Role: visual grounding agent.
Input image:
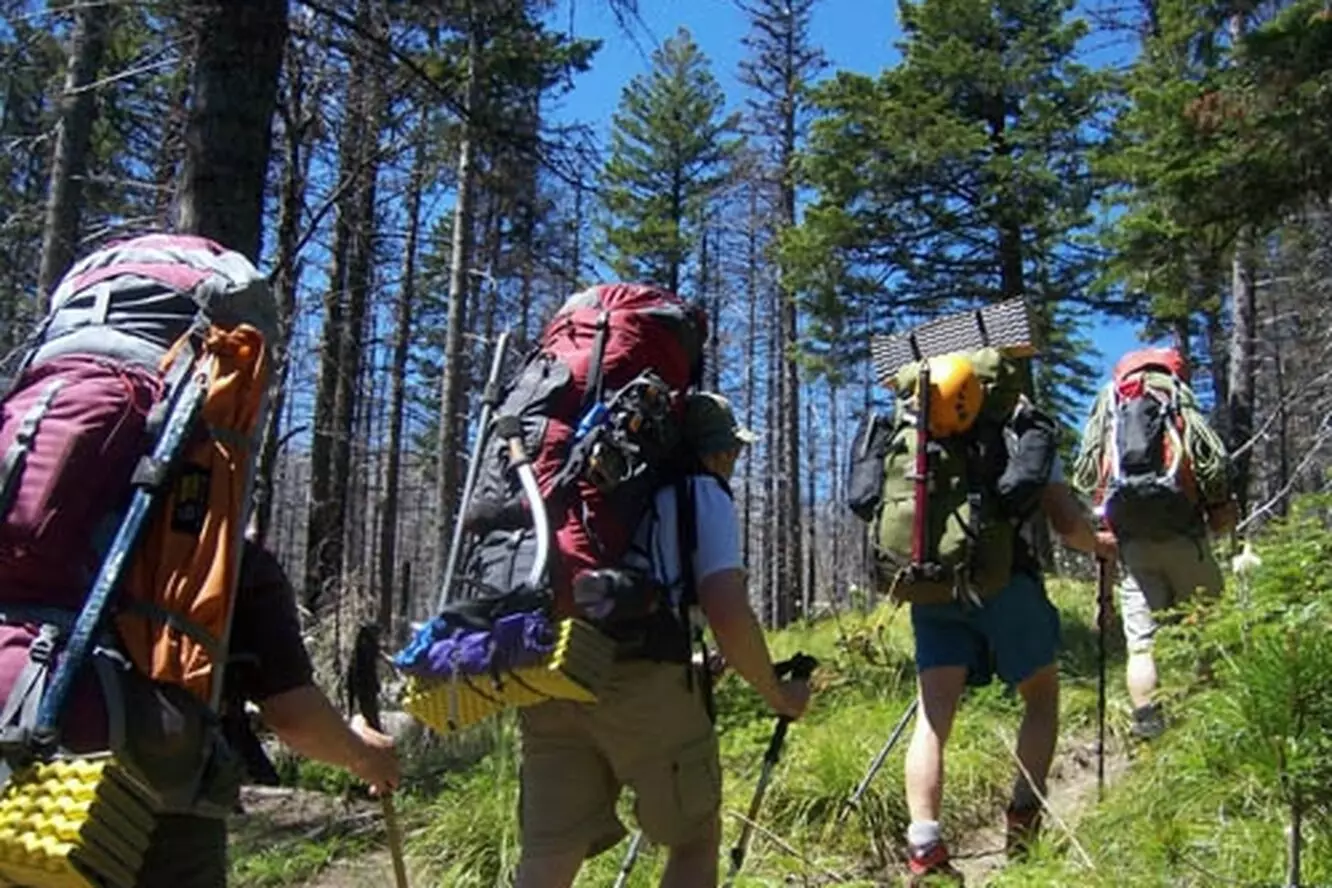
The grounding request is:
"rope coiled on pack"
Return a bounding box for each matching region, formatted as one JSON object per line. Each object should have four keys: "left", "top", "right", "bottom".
{"left": 1072, "top": 370, "right": 1230, "bottom": 499}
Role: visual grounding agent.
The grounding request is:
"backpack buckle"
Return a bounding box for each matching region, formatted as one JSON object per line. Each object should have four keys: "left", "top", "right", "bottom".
{"left": 28, "top": 623, "right": 61, "bottom": 665}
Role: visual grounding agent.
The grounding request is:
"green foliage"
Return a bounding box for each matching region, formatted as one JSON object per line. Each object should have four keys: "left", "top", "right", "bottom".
{"left": 789, "top": 0, "right": 1108, "bottom": 422}
{"left": 1009, "top": 496, "right": 1332, "bottom": 887}
{"left": 597, "top": 27, "right": 742, "bottom": 295}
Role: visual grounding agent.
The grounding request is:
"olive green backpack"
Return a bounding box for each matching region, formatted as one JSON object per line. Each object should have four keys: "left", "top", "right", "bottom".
{"left": 853, "top": 348, "right": 1033, "bottom": 606}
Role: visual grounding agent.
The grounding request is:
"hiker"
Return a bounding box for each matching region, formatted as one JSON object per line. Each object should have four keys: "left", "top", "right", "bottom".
{"left": 846, "top": 345, "right": 1116, "bottom": 885}
{"left": 900, "top": 392, "right": 1114, "bottom": 883}
{"left": 512, "top": 392, "right": 811, "bottom": 888}
{"left": 0, "top": 539, "right": 401, "bottom": 887}
{"left": 1072, "top": 347, "right": 1236, "bottom": 740}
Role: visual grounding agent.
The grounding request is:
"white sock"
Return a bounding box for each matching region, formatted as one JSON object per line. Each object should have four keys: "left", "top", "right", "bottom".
{"left": 907, "top": 819, "right": 941, "bottom": 848}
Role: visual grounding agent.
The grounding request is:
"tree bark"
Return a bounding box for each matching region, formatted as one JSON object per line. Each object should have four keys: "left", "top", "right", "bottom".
{"left": 250, "top": 47, "right": 312, "bottom": 547}
{"left": 742, "top": 181, "right": 761, "bottom": 571}
{"left": 306, "top": 13, "right": 372, "bottom": 608}
{"left": 379, "top": 118, "right": 427, "bottom": 636}
{"left": 38, "top": 1, "right": 113, "bottom": 306}
{"left": 177, "top": 0, "right": 289, "bottom": 261}
{"left": 436, "top": 6, "right": 481, "bottom": 586}
{"left": 1228, "top": 235, "right": 1257, "bottom": 517}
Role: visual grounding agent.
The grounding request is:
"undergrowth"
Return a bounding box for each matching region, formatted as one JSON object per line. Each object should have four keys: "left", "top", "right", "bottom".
{"left": 231, "top": 494, "right": 1332, "bottom": 887}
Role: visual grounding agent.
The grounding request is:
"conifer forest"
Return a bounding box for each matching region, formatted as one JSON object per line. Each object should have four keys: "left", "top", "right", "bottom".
{"left": 3, "top": 0, "right": 1331, "bottom": 669}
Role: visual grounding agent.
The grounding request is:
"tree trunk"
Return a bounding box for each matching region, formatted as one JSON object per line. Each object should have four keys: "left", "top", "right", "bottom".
{"left": 436, "top": 8, "right": 481, "bottom": 586}
{"left": 177, "top": 0, "right": 288, "bottom": 261}
{"left": 328, "top": 56, "right": 383, "bottom": 609}
{"left": 767, "top": 282, "right": 785, "bottom": 626}
{"left": 251, "top": 45, "right": 312, "bottom": 547}
{"left": 742, "top": 183, "right": 761, "bottom": 571}
{"left": 305, "top": 24, "right": 371, "bottom": 608}
{"left": 37, "top": 1, "right": 112, "bottom": 306}
{"left": 805, "top": 393, "right": 817, "bottom": 615}
{"left": 379, "top": 118, "right": 427, "bottom": 636}
{"left": 829, "top": 380, "right": 841, "bottom": 601}
{"left": 1228, "top": 236, "right": 1257, "bottom": 517}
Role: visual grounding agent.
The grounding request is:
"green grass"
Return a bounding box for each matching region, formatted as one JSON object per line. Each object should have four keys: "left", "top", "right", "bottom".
{"left": 231, "top": 509, "right": 1332, "bottom": 887}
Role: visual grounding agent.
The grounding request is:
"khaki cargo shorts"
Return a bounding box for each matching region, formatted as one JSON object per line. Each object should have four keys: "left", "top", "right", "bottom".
{"left": 517, "top": 659, "right": 721, "bottom": 860}
{"left": 1118, "top": 535, "right": 1224, "bottom": 653}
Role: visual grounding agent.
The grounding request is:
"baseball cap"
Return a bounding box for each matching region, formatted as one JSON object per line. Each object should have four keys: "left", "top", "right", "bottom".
{"left": 685, "top": 392, "right": 758, "bottom": 455}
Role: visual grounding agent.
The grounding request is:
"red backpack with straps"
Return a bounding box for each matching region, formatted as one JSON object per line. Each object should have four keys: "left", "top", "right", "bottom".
{"left": 1095, "top": 347, "right": 1205, "bottom": 539}
{"left": 459, "top": 283, "right": 709, "bottom": 618}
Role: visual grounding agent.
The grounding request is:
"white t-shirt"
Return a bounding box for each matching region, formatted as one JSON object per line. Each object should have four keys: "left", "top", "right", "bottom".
{"left": 622, "top": 475, "right": 743, "bottom": 605}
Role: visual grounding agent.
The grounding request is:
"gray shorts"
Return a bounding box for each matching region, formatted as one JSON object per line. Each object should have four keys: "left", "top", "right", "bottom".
{"left": 1118, "top": 536, "right": 1224, "bottom": 653}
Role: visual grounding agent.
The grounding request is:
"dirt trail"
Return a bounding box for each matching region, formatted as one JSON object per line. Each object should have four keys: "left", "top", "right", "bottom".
{"left": 949, "top": 735, "right": 1132, "bottom": 886}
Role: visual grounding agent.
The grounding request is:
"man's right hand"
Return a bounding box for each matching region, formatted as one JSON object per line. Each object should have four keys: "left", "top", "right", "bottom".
{"left": 767, "top": 679, "right": 811, "bottom": 721}
{"left": 349, "top": 714, "right": 402, "bottom": 796}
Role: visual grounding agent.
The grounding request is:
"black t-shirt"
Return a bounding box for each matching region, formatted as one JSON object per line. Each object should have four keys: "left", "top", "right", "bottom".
{"left": 223, "top": 541, "right": 315, "bottom": 707}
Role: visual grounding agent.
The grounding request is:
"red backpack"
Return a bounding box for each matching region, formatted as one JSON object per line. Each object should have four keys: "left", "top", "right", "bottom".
{"left": 457, "top": 283, "right": 708, "bottom": 619}
{"left": 1094, "top": 347, "right": 1207, "bottom": 539}
{"left": 0, "top": 234, "right": 275, "bottom": 835}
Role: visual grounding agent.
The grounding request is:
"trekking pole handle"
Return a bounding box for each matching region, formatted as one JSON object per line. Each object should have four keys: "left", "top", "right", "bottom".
{"left": 766, "top": 653, "right": 818, "bottom": 759}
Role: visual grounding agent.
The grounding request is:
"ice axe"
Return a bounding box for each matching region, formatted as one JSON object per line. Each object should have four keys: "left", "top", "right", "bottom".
{"left": 721, "top": 652, "right": 819, "bottom": 888}
{"left": 350, "top": 624, "right": 410, "bottom": 888}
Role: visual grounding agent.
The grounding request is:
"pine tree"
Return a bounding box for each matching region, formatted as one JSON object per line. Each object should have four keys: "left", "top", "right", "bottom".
{"left": 739, "top": 0, "right": 825, "bottom": 623}
{"left": 794, "top": 0, "right": 1108, "bottom": 422}
{"left": 598, "top": 27, "right": 741, "bottom": 295}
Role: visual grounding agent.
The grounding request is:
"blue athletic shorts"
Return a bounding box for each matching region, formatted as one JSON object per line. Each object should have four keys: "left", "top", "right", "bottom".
{"left": 910, "top": 571, "right": 1061, "bottom": 687}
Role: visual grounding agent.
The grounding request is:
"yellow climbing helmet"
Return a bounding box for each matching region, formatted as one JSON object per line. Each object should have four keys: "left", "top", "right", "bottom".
{"left": 919, "top": 352, "right": 983, "bottom": 436}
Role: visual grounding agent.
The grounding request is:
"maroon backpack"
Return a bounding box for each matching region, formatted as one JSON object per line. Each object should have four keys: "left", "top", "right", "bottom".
{"left": 456, "top": 283, "right": 708, "bottom": 624}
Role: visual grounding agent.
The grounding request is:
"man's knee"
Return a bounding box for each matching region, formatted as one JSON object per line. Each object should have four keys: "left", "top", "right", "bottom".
{"left": 1016, "top": 663, "right": 1058, "bottom": 709}
{"left": 916, "top": 665, "right": 968, "bottom": 742}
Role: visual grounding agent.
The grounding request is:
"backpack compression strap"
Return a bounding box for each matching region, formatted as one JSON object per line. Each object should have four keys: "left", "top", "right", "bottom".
{"left": 27, "top": 331, "right": 208, "bottom": 757}
{"left": 675, "top": 474, "right": 718, "bottom": 725}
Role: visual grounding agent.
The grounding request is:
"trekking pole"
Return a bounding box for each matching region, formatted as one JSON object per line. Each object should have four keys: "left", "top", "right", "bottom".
{"left": 837, "top": 696, "right": 919, "bottom": 824}
{"left": 1095, "top": 554, "right": 1111, "bottom": 802}
{"left": 612, "top": 831, "right": 647, "bottom": 888}
{"left": 350, "top": 625, "right": 410, "bottom": 888}
{"left": 721, "top": 652, "right": 819, "bottom": 888}
{"left": 438, "top": 329, "right": 511, "bottom": 610}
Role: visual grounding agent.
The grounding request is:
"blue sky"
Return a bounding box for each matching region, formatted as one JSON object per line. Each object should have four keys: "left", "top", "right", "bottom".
{"left": 540, "top": 0, "right": 1150, "bottom": 391}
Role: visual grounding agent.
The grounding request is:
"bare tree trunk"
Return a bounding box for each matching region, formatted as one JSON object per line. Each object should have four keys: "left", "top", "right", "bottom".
{"left": 251, "top": 44, "right": 312, "bottom": 547}
{"left": 177, "top": 0, "right": 288, "bottom": 261}
{"left": 436, "top": 7, "right": 481, "bottom": 586}
{"left": 829, "top": 380, "right": 841, "bottom": 600}
{"left": 306, "top": 22, "right": 371, "bottom": 608}
{"left": 804, "top": 393, "right": 817, "bottom": 614}
{"left": 1229, "top": 235, "right": 1257, "bottom": 517}
{"left": 767, "top": 283, "right": 784, "bottom": 626}
{"left": 378, "top": 119, "right": 427, "bottom": 635}
{"left": 742, "top": 182, "right": 761, "bottom": 570}
{"left": 38, "top": 1, "right": 112, "bottom": 305}
{"left": 328, "top": 57, "right": 383, "bottom": 605}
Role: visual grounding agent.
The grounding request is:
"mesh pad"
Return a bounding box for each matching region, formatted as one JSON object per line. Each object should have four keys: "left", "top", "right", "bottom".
{"left": 0, "top": 755, "right": 156, "bottom": 888}
{"left": 871, "top": 298, "right": 1037, "bottom": 385}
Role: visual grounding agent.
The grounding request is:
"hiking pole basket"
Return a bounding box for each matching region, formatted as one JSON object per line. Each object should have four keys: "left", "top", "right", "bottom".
{"left": 722, "top": 653, "right": 818, "bottom": 888}
{"left": 838, "top": 696, "right": 919, "bottom": 824}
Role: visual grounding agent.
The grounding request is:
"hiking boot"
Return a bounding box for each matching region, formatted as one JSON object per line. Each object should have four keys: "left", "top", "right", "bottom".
{"left": 906, "top": 840, "right": 964, "bottom": 886}
{"left": 1130, "top": 702, "right": 1166, "bottom": 740}
{"left": 1004, "top": 804, "right": 1043, "bottom": 861}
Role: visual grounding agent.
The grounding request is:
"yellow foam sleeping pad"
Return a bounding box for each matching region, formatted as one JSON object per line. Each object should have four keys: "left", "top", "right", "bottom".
{"left": 402, "top": 618, "right": 617, "bottom": 736}
{"left": 0, "top": 755, "right": 155, "bottom": 888}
